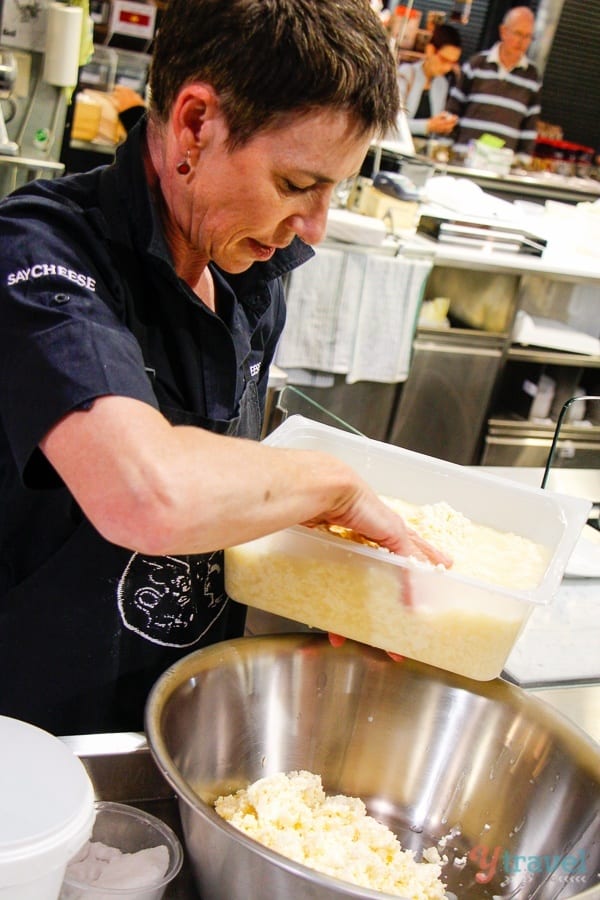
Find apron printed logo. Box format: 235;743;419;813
117;551;228;646
6;263;96;291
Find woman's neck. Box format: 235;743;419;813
422;57;435;88
143;126;215;310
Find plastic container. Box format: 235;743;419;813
467;141;514;175
78;45;118;92
59;801;183;900
528;373;556;420
224;416;591;681
393;6;422;48
532;137;595;176
0;716;95;900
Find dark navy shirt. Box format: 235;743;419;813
0;121;313;734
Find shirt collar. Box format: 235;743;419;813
487;42;530;71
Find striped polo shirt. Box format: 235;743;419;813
447;43;542;155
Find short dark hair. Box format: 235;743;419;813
149;0;399;147
430;23;462;51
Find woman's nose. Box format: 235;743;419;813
286;191;332;246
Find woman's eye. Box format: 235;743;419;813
284;180;303;193
283;179;313;194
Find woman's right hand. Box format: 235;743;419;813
302;481;451;567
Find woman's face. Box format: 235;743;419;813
181;107;373;273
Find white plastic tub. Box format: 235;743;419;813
0;716;95;900
225;416;591;680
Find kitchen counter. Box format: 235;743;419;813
528;684;600;745
439;163;600;205
405;230;600;283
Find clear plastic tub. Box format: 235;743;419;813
59;802;183;900
224;416;591;680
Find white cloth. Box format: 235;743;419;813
347;253;432;384
275;246;432;385
64;840;170;898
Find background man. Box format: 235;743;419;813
446;6;542;160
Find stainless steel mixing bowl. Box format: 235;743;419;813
145;634;600;900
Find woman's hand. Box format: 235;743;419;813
314;485;452;654
302;482;452;568
328;633;404;662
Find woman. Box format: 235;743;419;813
0;0;447;735
398;24;462;137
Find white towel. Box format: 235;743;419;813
279;368;335;388
346;255;432;384
276;246;432;385
275;247;350;373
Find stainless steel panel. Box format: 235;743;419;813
482;435;600;469
388;335;503;465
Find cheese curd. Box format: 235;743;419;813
215;771;446;899
381;498;549;590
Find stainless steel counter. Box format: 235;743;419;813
437;163;600;205
528;684;600;745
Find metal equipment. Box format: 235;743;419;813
0;49;19;156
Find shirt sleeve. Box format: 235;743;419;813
516;72;542;156
396;65;425;137
0;197;159;484
446;63;471;117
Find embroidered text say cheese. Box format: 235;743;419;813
6;264;97;291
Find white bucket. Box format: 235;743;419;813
0;716;95;900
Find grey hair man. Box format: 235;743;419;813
446;6;541;157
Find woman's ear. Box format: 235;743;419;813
172;83;220;152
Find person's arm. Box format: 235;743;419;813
414;77;458;136
398;63;428;137
39;395;449;565
516;77;542;157
445;64;470;119
397;63;423;135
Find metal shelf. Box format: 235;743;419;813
0;154;64;176
488;415;600;440
508;345;600;368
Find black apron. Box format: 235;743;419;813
0;184;263;736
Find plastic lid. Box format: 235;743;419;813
0;716;95;886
